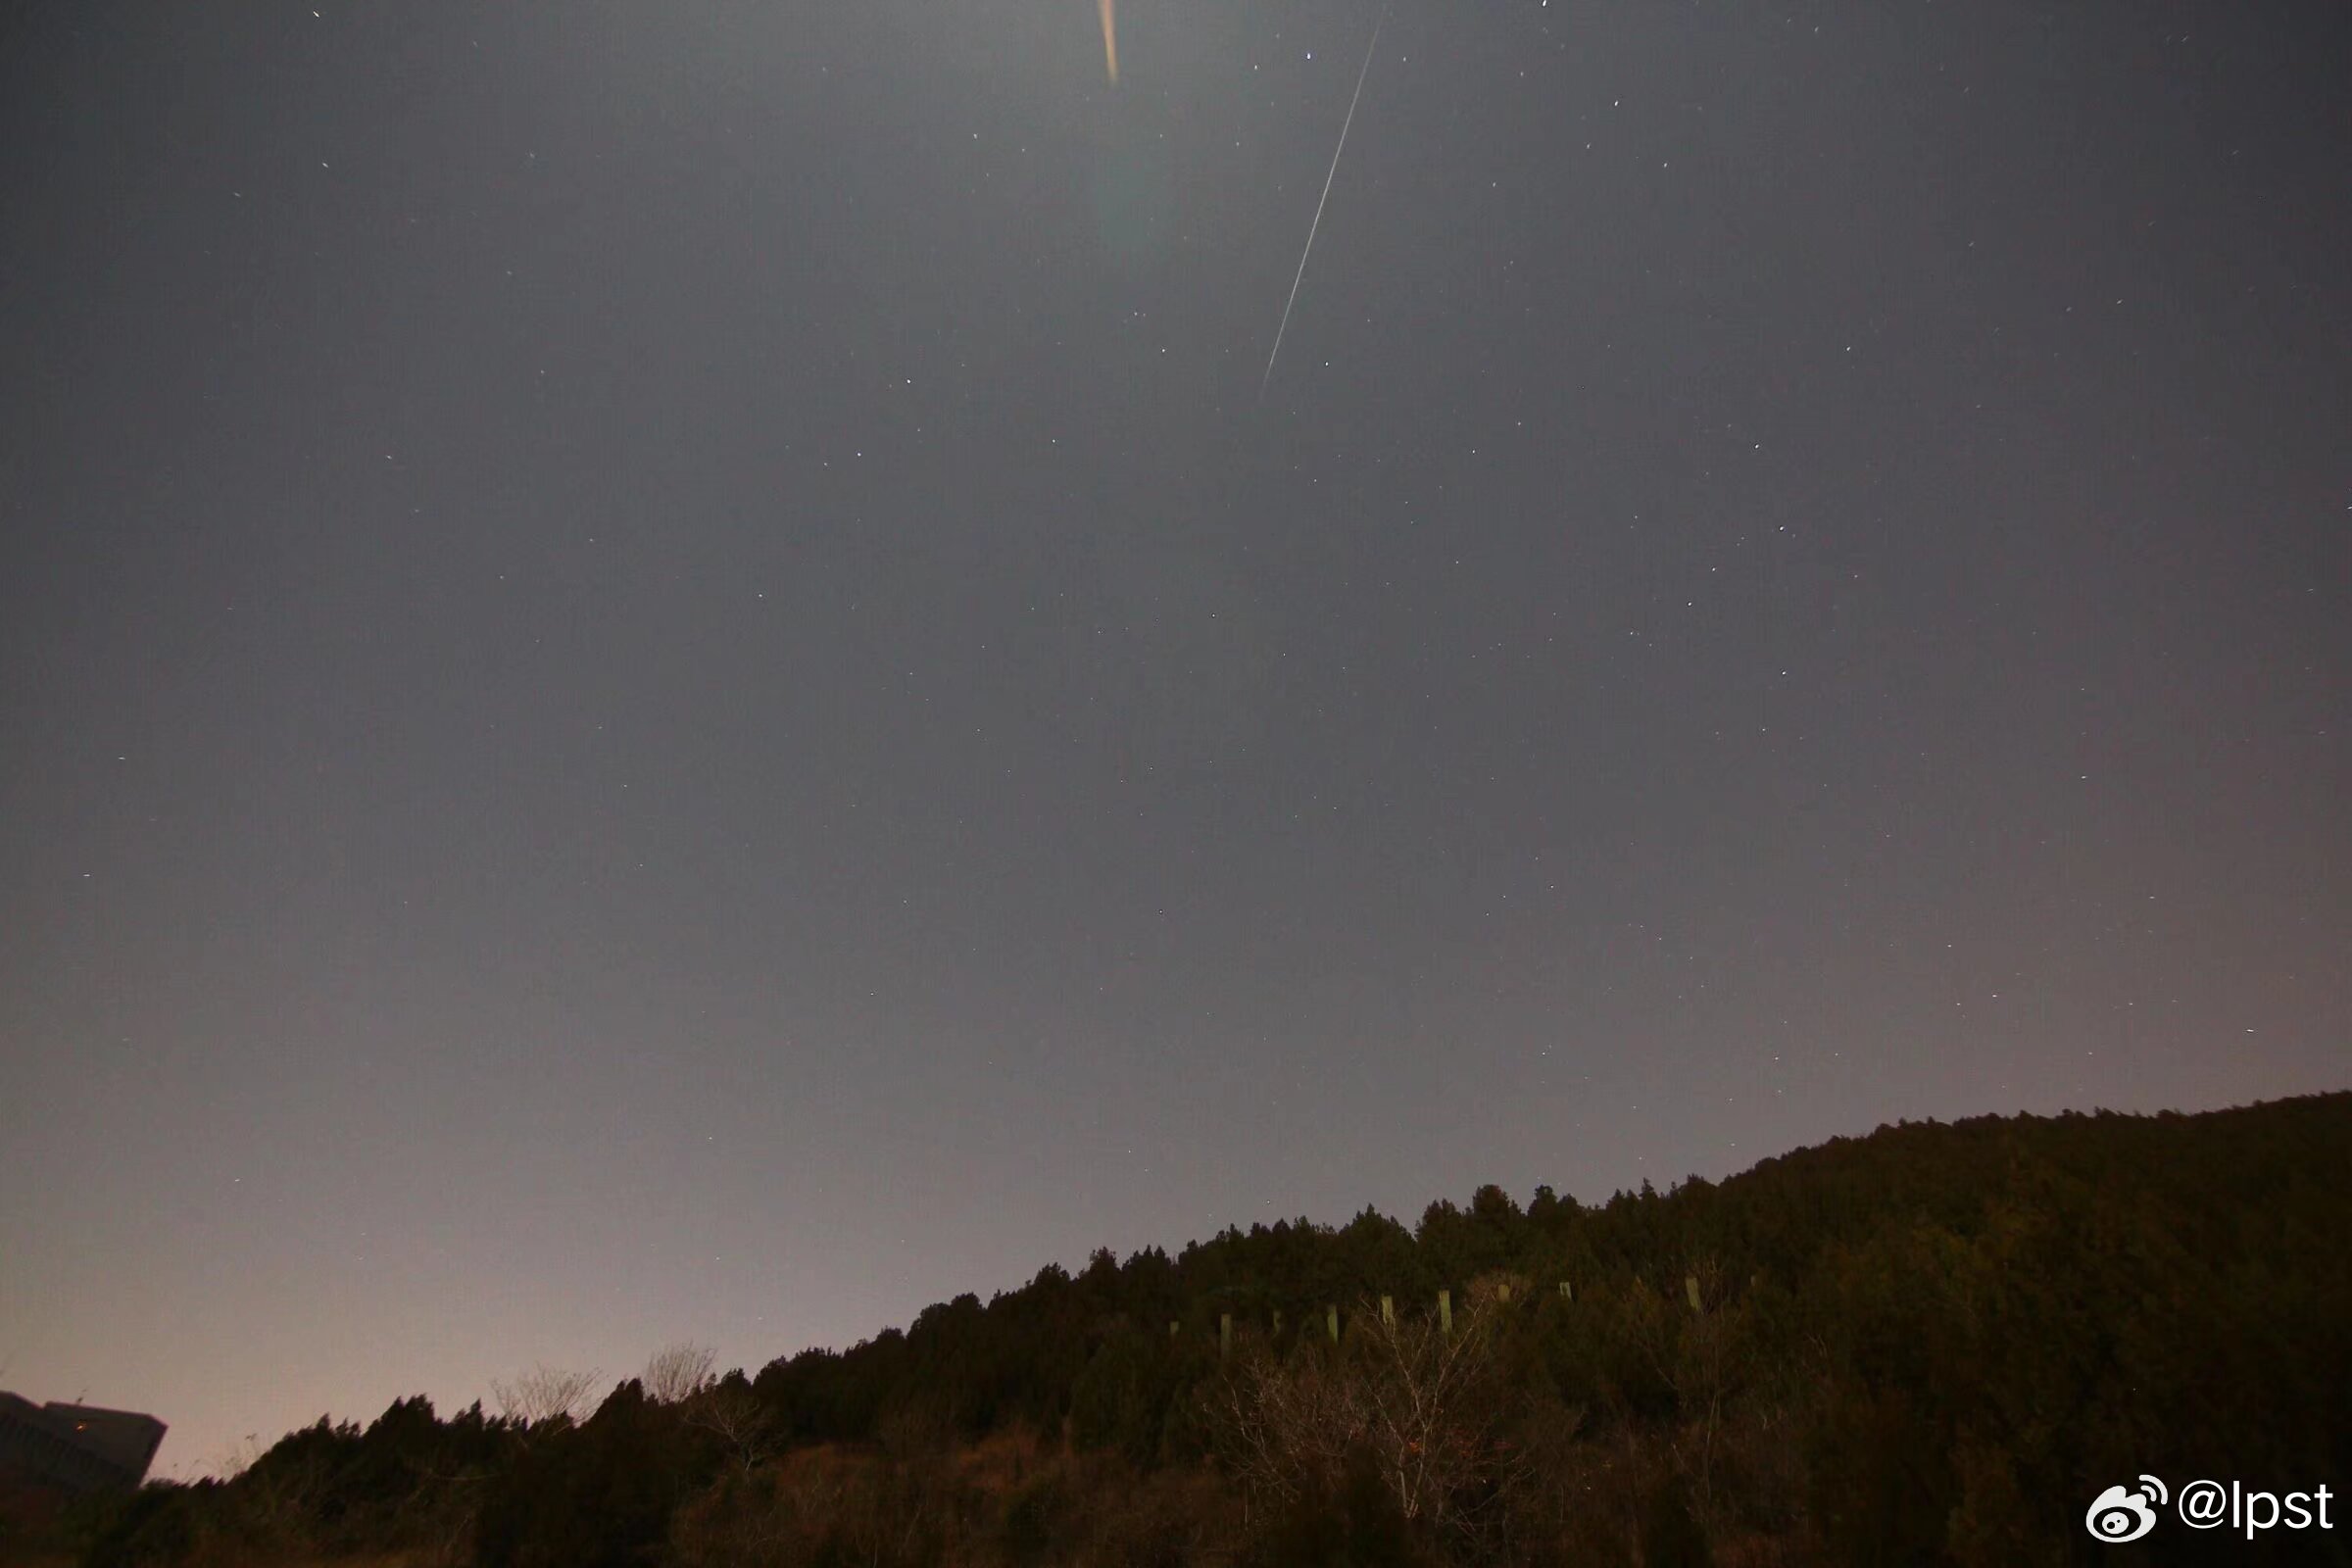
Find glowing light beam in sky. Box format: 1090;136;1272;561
1260;11;1385;402
1100;0;1118;83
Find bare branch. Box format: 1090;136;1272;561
682;1379;776;1479
642;1342;718;1405
490;1363;603;1427
1206;1294;1527;1540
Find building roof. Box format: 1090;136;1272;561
0;1392;167;1492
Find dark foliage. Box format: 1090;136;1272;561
44;1092;2347;1567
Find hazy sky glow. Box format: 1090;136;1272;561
1;0;2345;1477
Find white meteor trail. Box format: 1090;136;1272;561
1259;11;1385;402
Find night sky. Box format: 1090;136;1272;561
3;0;2345;1478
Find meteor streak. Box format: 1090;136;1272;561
1259;11;1384;402
1100;0;1118;83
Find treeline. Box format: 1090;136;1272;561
22;1092;2350;1566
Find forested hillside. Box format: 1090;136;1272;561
21;1092;2349;1567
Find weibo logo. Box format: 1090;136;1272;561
2086;1477;2169;1544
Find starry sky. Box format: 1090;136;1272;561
2;0;2345;1478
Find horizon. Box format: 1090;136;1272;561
44;1087;2346;1483
3;0;2345;1486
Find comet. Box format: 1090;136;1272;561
1259;10;1384;402
1100;0;1118;83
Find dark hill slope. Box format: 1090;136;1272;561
754;1093;2349;1446
57;1092;2349;1567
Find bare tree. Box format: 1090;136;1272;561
1209;1294;1531;1543
1355;1293;1528;1530
643;1341;719;1404
491;1363;603;1428
1209;1335;1368;1510
1628;1255;1752;1513
683;1375;776;1480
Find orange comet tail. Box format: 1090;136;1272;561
1100;0;1118;82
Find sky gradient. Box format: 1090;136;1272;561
2;0;2345;1478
